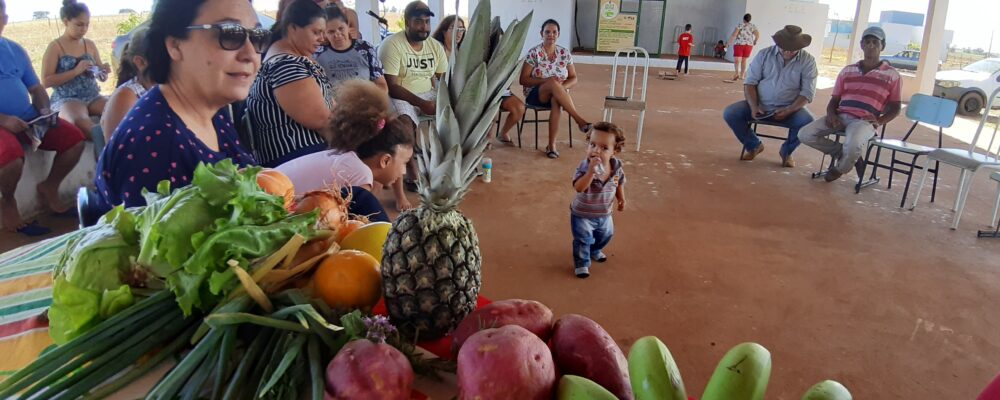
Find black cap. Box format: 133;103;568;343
404;1;434;19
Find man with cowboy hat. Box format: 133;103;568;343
798;26;901;182
723;25;817;168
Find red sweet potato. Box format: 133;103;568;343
325;339;414;400
551;314;634;400
451;299;554;356
457;325;557;400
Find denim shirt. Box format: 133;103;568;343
744;45;818;111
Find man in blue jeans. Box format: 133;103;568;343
723;25;817;167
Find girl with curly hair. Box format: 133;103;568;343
276;80;415;216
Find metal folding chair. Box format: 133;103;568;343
980;171;1000;238
602;47;649;150
740;119;792;160
493;107;523;147
910;86;1000;230
520;102;574;150
857;94;957;207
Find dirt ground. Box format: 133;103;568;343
453;65;1000;399
3;64;999;399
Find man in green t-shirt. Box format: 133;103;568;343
378;1;448;129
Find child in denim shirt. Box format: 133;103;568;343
570;122;627;278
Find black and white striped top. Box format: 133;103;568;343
246;53;334;166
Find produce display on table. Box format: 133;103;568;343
380;1;534;340
0;1;860;398
0;161;445;399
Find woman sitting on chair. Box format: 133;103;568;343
519;19;592;159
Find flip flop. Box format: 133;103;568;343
546;150;560;159
15;221;52;237
498;138;514;146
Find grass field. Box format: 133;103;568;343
817;46;990;79
5;15;136;95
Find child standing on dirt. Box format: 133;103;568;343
570;122;627;279
676;24;694;75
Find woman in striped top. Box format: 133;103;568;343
247;0;335;167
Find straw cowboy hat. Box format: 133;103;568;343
772;25;812;51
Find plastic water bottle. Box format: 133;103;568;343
481;157;492;183
593;158;606;176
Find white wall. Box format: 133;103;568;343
477;0;574;57
2;144;96;229
881;22;953;61
574;0;746;56
744;0;828;62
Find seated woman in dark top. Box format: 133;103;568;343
246;0;334;167
93;0;267;211
314;5;386;93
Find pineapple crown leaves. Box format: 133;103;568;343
416;1;533;212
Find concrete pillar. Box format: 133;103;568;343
355;0;381;44
916;0;948;95
847;0;873;62
427;0;446;27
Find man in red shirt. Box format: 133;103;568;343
676;24;694;75
798;26;901;183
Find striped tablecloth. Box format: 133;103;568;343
0;231;81;377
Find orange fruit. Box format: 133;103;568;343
337;219;366;243
313;250;382;310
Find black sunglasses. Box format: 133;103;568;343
187;23;271;54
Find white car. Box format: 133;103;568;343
934;58;1000;116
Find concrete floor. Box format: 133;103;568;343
2;64;999;399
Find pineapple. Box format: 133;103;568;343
381;2;533;340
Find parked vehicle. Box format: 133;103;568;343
882;50;921;70
110;12;277;74
934;58;1000;116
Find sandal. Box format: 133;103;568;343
546;149;560;159
15;220;52;237
498;137;514;146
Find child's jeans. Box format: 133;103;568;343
571;214;614;269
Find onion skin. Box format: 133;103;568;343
257;169;295;211
296;190;350;233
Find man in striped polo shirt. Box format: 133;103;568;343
799;26;902;182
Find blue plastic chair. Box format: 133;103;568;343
858;94;957;207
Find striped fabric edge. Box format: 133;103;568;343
0;231;79;272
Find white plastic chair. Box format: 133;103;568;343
988;170;1000;229
909;86;1000;229
602;47;649;151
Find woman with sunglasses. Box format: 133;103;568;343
246;0;334;168
92;0;263;211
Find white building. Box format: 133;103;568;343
823;10;953;61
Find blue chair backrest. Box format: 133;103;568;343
906;94;957;128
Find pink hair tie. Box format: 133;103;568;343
377;118;386;131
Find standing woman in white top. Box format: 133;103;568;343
100;27;154;141
726;13;760;83
519;19;592;159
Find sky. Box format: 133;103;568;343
4;0;997;50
